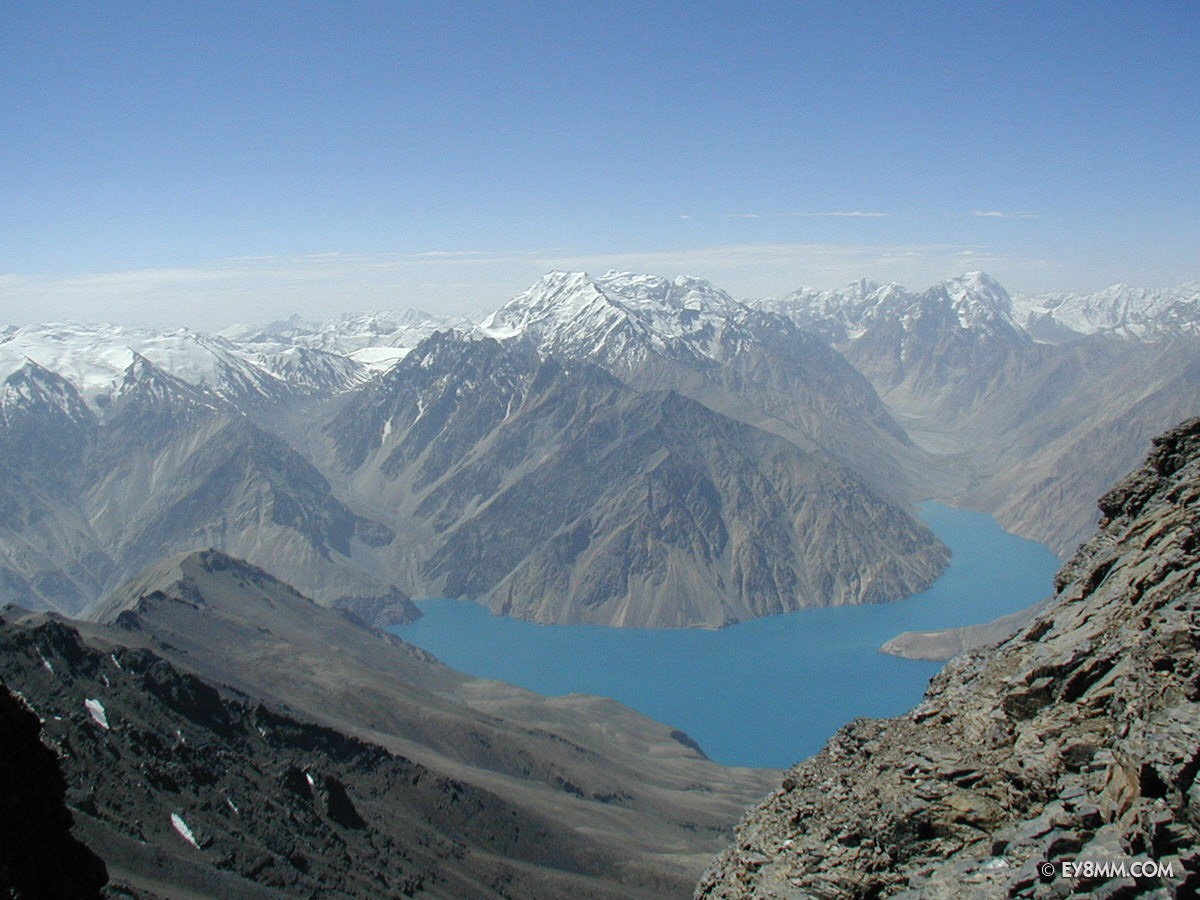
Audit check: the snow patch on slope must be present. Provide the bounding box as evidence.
[84,697,109,729]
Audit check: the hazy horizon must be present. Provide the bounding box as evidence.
[3,2,1196,330]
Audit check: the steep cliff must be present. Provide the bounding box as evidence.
[698,417,1200,898]
[327,332,947,627]
[0,679,107,898]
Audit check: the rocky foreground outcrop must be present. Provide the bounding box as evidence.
[0,680,107,898]
[697,417,1200,898]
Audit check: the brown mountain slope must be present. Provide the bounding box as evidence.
[697,417,1200,898]
[9,548,774,895]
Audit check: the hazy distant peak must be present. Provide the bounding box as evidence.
[922,271,1016,330]
[220,308,476,373]
[1012,280,1200,342]
[113,352,226,412]
[595,270,739,313]
[751,271,1021,344]
[479,270,768,379]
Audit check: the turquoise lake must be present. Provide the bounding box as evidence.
[390,503,1060,770]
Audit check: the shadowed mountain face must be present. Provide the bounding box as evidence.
[0,679,108,899]
[481,271,938,502]
[764,272,1200,558]
[0,549,778,897]
[697,417,1200,898]
[0,357,411,621]
[326,332,947,626]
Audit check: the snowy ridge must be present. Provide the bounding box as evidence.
[255,346,372,395]
[478,270,757,371]
[1,360,93,426]
[754,272,1018,344]
[115,351,228,412]
[1012,281,1200,342]
[924,271,1016,332]
[2,271,1194,419]
[754,279,908,343]
[0,323,287,409]
[221,308,477,371]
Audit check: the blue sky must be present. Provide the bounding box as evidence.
[2,1,1197,328]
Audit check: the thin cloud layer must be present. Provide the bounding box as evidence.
[1,242,1064,329]
[971,210,1039,219]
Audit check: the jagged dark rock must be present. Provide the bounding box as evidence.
[0,617,625,898]
[0,677,107,898]
[697,417,1200,898]
[3,551,777,897]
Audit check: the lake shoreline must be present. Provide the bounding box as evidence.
[391,503,1059,769]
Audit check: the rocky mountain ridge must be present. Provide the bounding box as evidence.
[219,308,478,372]
[1,547,778,896]
[325,332,947,626]
[479,270,935,504]
[757,274,1200,347]
[1012,282,1200,343]
[0,355,410,619]
[2,268,1197,624]
[0,612,625,898]
[752,271,1200,558]
[696,416,1200,898]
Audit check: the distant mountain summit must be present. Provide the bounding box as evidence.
[748,271,1200,558]
[755,272,1035,425]
[221,307,477,371]
[754,278,909,344]
[0,352,408,619]
[481,270,932,501]
[1013,281,1200,343]
[842,272,1033,416]
[480,270,746,376]
[760,273,1200,348]
[0,323,291,409]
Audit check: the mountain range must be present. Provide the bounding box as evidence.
[1,267,1197,897]
[1,270,1198,622]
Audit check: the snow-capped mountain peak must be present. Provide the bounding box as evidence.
[926,271,1016,331]
[113,351,225,412]
[479,271,616,340]
[594,270,739,314]
[477,270,758,375]
[752,272,1021,344]
[221,308,478,371]
[0,323,290,409]
[1012,281,1200,342]
[753,279,905,343]
[0,360,93,426]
